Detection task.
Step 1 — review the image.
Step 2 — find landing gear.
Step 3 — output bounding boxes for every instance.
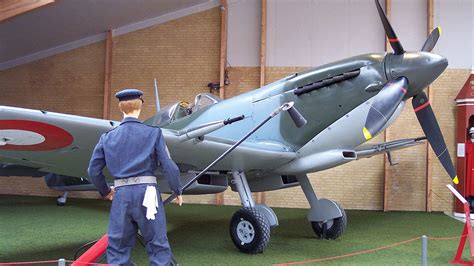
[56,191,69,206]
[297,174,347,240]
[229,207,270,254]
[229,171,278,254]
[311,202,347,239]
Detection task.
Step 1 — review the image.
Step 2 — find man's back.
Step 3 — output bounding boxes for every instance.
[102,117,160,179]
[87,88,183,265]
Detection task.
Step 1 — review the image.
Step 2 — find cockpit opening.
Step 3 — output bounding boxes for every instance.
[145,93,221,127]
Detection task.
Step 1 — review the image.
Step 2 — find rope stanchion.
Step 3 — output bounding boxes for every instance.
[446,184,474,265]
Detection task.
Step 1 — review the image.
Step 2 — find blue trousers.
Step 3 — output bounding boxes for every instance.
[107,184,172,266]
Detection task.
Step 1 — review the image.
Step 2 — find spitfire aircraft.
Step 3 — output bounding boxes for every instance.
[0,0,456,254]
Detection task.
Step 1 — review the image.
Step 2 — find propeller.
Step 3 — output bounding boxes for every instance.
[375,0,404,55]
[370,1,457,184]
[421,27,441,52]
[412,92,458,184]
[363,77,408,140]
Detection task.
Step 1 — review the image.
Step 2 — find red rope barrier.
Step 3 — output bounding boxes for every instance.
[275,233,470,266]
[429,234,467,241]
[274,237,421,265]
[0,233,468,266]
[0,260,108,266]
[0,260,65,265]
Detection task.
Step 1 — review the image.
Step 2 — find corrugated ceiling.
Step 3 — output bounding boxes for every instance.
[0,0,214,65]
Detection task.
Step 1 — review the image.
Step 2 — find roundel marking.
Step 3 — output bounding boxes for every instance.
[0,120,74,151]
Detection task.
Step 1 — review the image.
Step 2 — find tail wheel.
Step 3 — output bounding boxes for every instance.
[229,207,270,254]
[311,203,347,240]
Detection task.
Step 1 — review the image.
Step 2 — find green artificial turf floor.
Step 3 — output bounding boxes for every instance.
[0,194,470,265]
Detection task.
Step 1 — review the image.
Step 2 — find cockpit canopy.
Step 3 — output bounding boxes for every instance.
[145,93,221,127]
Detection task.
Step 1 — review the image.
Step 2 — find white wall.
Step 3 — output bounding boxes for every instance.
[226,0,473,69]
[266,0,385,67]
[434,0,473,69]
[227,0,261,66]
[391,0,426,52]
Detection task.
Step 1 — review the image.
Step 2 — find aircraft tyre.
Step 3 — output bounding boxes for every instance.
[229,207,270,254]
[56,196,66,206]
[311,202,347,240]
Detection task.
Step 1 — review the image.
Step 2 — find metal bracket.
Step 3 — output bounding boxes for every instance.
[297,174,342,222]
[386,151,399,166]
[255,204,279,228]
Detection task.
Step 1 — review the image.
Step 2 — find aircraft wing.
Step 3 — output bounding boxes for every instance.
[0,106,296,188]
[0,106,116,179]
[354,137,426,159]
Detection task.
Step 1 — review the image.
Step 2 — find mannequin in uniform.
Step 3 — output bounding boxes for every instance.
[88,88,183,265]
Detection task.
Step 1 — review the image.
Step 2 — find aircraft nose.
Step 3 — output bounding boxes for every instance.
[429,53,448,74]
[386,52,448,98]
[410,53,448,96]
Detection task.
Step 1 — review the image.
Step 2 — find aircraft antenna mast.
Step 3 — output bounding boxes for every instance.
[154,78,160,112]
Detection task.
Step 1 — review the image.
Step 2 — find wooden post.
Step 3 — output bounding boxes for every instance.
[383,0,392,212]
[0,0,54,22]
[103,30,113,120]
[260,0,267,88]
[256,0,267,205]
[425,0,434,212]
[219,0,228,100]
[216,0,228,205]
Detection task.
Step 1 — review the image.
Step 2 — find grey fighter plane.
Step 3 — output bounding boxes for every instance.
[0,0,457,254]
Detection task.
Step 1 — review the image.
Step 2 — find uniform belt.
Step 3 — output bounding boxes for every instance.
[114,176,157,188]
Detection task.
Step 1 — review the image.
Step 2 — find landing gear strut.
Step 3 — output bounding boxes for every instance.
[56,191,69,206]
[229,171,277,253]
[297,174,347,239]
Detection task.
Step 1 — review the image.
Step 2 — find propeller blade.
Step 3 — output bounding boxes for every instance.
[421,27,441,52]
[412,92,458,184]
[375,0,405,55]
[363,77,408,140]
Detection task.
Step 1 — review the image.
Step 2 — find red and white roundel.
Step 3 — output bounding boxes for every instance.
[0,120,73,151]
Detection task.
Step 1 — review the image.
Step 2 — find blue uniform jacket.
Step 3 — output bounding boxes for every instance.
[87,117,182,197]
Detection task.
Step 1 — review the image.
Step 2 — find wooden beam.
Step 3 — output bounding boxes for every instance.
[216,0,228,205]
[425,0,434,212]
[260,0,267,87]
[256,0,267,205]
[384,0,392,53]
[102,30,113,120]
[218,0,228,100]
[0,0,54,22]
[383,0,392,212]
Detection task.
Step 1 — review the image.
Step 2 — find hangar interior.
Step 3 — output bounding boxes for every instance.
[0,0,473,213]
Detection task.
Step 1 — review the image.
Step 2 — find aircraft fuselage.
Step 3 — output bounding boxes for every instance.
[164,50,447,175]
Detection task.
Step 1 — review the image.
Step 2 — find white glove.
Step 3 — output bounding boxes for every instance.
[143,186,159,220]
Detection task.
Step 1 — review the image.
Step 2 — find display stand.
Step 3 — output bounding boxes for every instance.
[72,234,108,266]
[448,184,474,265]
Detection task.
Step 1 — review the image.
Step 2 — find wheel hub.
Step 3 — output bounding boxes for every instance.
[236,219,255,244]
[319,219,334,229]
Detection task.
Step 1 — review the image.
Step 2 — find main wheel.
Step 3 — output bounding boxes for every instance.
[311,203,347,240]
[229,207,270,254]
[56,196,66,206]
